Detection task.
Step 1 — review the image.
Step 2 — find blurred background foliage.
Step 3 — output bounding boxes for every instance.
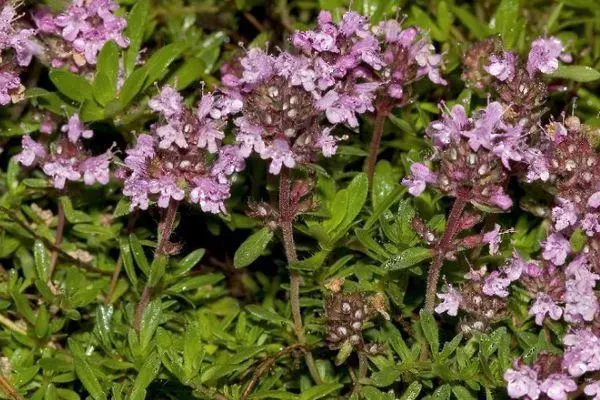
[1,0,600,399]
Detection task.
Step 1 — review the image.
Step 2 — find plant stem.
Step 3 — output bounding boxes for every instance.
[0,375,24,400]
[424,196,468,313]
[278,169,323,385]
[133,201,178,332]
[0,314,27,336]
[48,202,65,283]
[365,109,389,185]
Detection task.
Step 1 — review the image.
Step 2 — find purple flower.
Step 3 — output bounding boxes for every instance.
[189,177,230,214]
[504,364,540,399]
[541,233,570,266]
[149,86,184,118]
[62,114,94,143]
[588,191,600,208]
[426,104,469,146]
[562,329,600,377]
[552,199,578,231]
[401,162,438,196]
[123,176,151,210]
[211,145,246,181]
[529,293,562,325]
[584,381,600,399]
[485,51,516,81]
[314,128,340,157]
[42,158,82,189]
[489,188,513,210]
[412,39,447,85]
[539,374,577,400]
[483,271,511,298]
[434,285,462,316]
[527,37,568,75]
[155,121,188,150]
[15,136,47,166]
[80,151,111,185]
[148,176,185,208]
[464,102,505,151]
[582,213,600,236]
[0,71,21,105]
[260,139,296,175]
[483,224,501,255]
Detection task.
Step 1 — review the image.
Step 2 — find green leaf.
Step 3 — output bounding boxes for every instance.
[80,100,105,122]
[34,240,50,281]
[124,0,150,76]
[452,386,476,400]
[570,229,586,252]
[550,65,600,82]
[437,1,452,37]
[399,381,422,400]
[451,6,489,39]
[382,248,431,271]
[299,384,343,400]
[431,384,451,400]
[144,44,185,89]
[129,233,149,275]
[335,341,353,366]
[74,355,106,400]
[491,0,521,49]
[140,299,162,350]
[167,273,224,293]
[119,67,148,107]
[233,227,274,268]
[174,248,206,276]
[148,254,167,286]
[49,70,93,103]
[112,198,132,219]
[120,238,137,287]
[96,41,119,85]
[93,73,115,106]
[245,305,291,326]
[35,304,50,338]
[130,352,161,400]
[420,310,439,355]
[60,196,92,224]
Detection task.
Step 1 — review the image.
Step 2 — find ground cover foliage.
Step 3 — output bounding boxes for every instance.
[1,0,600,399]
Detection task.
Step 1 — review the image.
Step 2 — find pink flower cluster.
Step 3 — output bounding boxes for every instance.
[15,114,112,189]
[0,2,40,104]
[121,86,245,213]
[401,101,542,210]
[221,10,445,175]
[32,0,129,71]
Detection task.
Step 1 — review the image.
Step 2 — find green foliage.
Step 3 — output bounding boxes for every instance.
[2,0,600,399]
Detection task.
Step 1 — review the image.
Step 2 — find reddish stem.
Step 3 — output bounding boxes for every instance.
[48,201,65,282]
[279,168,323,384]
[424,196,468,313]
[365,109,389,185]
[134,201,178,332]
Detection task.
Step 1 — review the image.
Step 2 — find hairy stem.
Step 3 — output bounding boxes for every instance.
[279,169,323,384]
[48,202,65,283]
[0,375,24,400]
[365,109,389,185]
[134,201,178,332]
[424,196,468,313]
[0,314,27,336]
[241,343,304,399]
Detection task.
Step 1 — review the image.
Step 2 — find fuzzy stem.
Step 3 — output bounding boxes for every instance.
[365,109,389,185]
[0,375,24,400]
[48,202,65,282]
[424,196,468,313]
[0,314,27,336]
[133,201,178,332]
[279,169,323,385]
